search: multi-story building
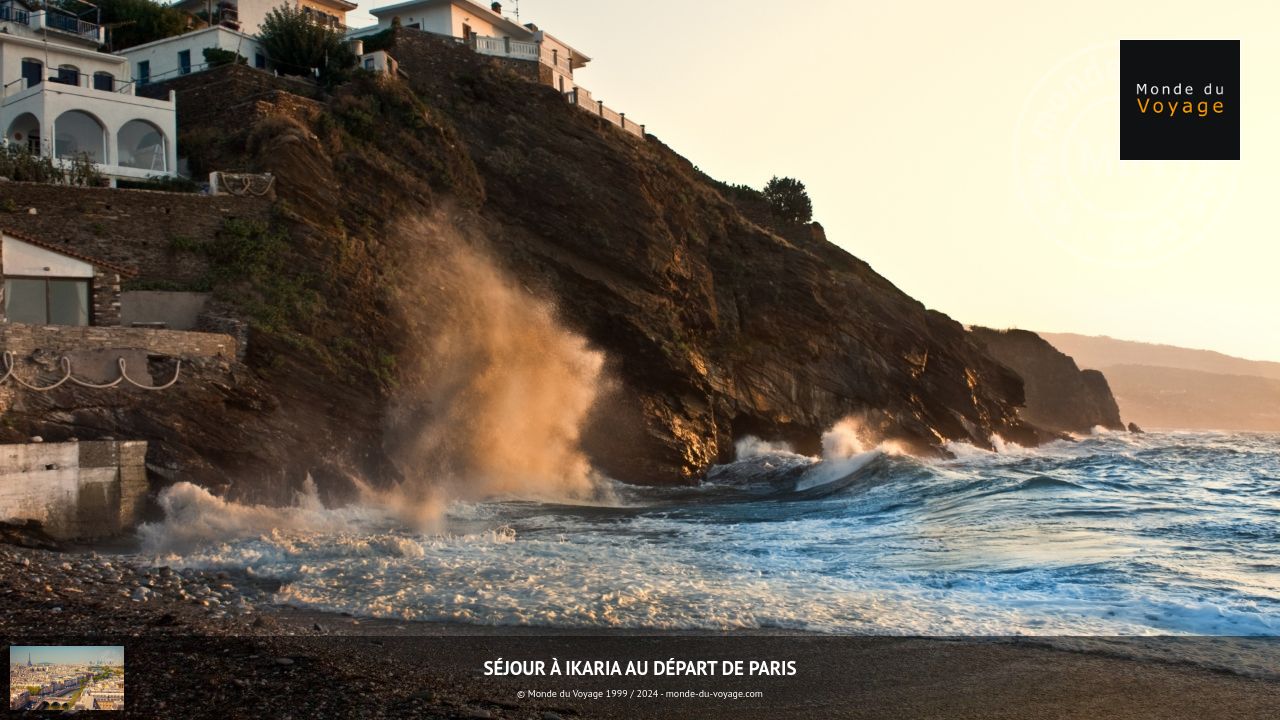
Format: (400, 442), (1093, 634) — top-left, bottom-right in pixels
(0, 0), (178, 182)
(169, 0), (357, 35)
(361, 0), (590, 95)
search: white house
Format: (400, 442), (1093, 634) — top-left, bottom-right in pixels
(363, 0), (590, 94)
(0, 0), (179, 181)
(169, 0), (358, 35)
(116, 0), (359, 84)
(119, 25), (268, 85)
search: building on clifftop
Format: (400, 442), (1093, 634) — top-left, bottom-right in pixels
(0, 0), (178, 182)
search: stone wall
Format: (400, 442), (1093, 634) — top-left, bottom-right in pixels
(0, 440), (148, 539)
(91, 268), (123, 327)
(0, 323), (237, 361)
(0, 182), (270, 284)
(138, 63), (321, 127)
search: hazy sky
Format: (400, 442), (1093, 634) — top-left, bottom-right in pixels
(356, 1), (1277, 362)
(9, 646), (123, 665)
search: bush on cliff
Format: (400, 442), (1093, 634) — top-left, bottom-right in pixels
(259, 6), (356, 84)
(97, 0), (189, 52)
(762, 175), (814, 224)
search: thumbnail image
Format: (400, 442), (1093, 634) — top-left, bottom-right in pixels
(8, 646), (124, 712)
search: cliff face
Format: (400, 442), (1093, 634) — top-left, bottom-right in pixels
(969, 328), (1124, 435)
(1, 33), (1059, 498)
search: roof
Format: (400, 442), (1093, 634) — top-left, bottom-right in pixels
(371, 0), (533, 39)
(1, 228), (139, 278)
(115, 24), (258, 55)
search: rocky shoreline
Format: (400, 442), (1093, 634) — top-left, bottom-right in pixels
(0, 544), (567, 719)
(4, 543), (1279, 719)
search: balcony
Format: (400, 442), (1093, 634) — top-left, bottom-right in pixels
(0, 3), (31, 25)
(42, 8), (99, 40)
(471, 35), (575, 76)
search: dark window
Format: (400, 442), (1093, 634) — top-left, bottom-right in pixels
(93, 72), (114, 91)
(4, 278), (90, 326)
(20, 59), (42, 88)
(178, 50), (191, 75)
(137, 60), (150, 85)
(54, 65), (79, 86)
(254, 53), (266, 69)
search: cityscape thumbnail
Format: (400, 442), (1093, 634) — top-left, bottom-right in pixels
(8, 646), (124, 712)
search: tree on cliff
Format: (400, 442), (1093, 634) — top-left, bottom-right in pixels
(259, 6), (356, 84)
(762, 176), (814, 224)
(96, 0), (189, 52)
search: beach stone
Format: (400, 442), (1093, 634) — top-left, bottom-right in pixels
(275, 657), (295, 666)
(459, 709), (493, 719)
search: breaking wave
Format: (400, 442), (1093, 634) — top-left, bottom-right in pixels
(138, 430), (1280, 647)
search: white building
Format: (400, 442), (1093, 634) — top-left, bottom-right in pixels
(0, 0), (178, 181)
(116, 0), (358, 84)
(362, 0), (590, 94)
(169, 0), (358, 35)
(120, 25), (267, 85)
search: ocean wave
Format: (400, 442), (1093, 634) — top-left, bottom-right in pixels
(137, 431), (1280, 657)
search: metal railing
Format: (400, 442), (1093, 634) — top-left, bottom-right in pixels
(0, 4), (31, 25)
(43, 9), (98, 39)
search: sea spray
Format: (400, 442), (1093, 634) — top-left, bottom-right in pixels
(142, 215), (611, 549)
(138, 477), (389, 555)
(383, 217), (608, 523)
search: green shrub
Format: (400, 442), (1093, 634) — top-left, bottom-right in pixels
(97, 0), (189, 52)
(0, 144), (103, 186)
(259, 6), (356, 85)
(203, 47), (247, 68)
(762, 176), (813, 224)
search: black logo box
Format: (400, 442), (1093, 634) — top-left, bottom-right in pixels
(1120, 40), (1239, 160)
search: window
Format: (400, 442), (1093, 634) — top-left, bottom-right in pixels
(137, 60), (150, 85)
(93, 72), (114, 91)
(54, 65), (79, 86)
(178, 50), (191, 75)
(254, 53), (266, 69)
(20, 59), (42, 88)
(4, 278), (90, 326)
(364, 57), (375, 70)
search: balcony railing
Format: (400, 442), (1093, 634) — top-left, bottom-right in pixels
(0, 4), (31, 25)
(43, 9), (98, 39)
(472, 35), (541, 62)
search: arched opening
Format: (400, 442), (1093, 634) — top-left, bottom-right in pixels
(54, 110), (106, 163)
(6, 113), (41, 154)
(93, 71), (115, 91)
(116, 119), (166, 171)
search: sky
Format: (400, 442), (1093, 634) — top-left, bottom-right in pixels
(9, 646), (124, 665)
(353, 0), (1278, 362)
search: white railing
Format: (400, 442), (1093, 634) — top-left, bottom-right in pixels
(568, 88), (644, 139)
(540, 47), (572, 75)
(473, 35), (541, 62)
(466, 33), (648, 140)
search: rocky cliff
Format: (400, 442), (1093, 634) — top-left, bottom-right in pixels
(969, 327), (1124, 435)
(2, 32), (1065, 501)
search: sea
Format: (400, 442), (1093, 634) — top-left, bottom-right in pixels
(139, 431), (1279, 641)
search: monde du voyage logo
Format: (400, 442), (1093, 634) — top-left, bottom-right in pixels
(1120, 40), (1240, 160)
